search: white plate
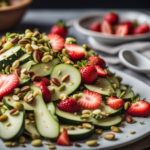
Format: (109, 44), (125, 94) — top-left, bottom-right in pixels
(1, 67), (150, 150)
(74, 11), (150, 45)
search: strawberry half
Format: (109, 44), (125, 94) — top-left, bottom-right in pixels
(42, 77), (51, 86)
(115, 24), (129, 36)
(77, 90), (102, 109)
(0, 74), (19, 99)
(107, 96), (124, 109)
(101, 20), (113, 34)
(126, 100), (150, 117)
(56, 130), (71, 146)
(65, 44), (85, 60)
(39, 82), (51, 103)
(90, 22), (100, 32)
(95, 65), (107, 77)
(58, 97), (81, 113)
(47, 33), (64, 51)
(88, 56), (106, 69)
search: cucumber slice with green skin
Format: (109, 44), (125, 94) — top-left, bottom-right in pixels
(50, 64), (81, 101)
(47, 102), (55, 115)
(122, 89), (134, 101)
(19, 53), (33, 65)
(60, 124), (94, 140)
(3, 85), (59, 141)
(25, 123), (40, 135)
(93, 115), (122, 130)
(120, 84), (128, 91)
(0, 110), (25, 141)
(30, 58), (60, 77)
(84, 77), (114, 96)
(55, 100), (121, 126)
(115, 88), (121, 98)
(20, 60), (35, 71)
(107, 76), (120, 87)
(19, 77), (30, 87)
(0, 45), (23, 69)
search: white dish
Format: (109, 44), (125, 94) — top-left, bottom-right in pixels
(1, 67), (150, 150)
(74, 11), (150, 45)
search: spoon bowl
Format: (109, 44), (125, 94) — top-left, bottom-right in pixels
(119, 49), (150, 73)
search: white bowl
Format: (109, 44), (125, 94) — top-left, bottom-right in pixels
(74, 11), (150, 45)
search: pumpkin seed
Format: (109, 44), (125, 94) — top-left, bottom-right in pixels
(111, 126), (122, 133)
(65, 37), (77, 44)
(26, 44), (33, 55)
(92, 109), (101, 115)
(41, 55), (53, 63)
(86, 140), (97, 146)
(5, 65), (10, 73)
(130, 131), (136, 134)
(25, 29), (31, 34)
(58, 85), (66, 91)
(82, 123), (92, 129)
(4, 42), (13, 49)
(59, 94), (68, 100)
(12, 95), (19, 101)
(31, 139), (42, 146)
(48, 144), (56, 149)
(12, 60), (20, 69)
(62, 48), (69, 56)
(82, 110), (91, 115)
(31, 45), (39, 50)
(18, 136), (26, 144)
(13, 102), (24, 110)
(103, 133), (115, 140)
(13, 88), (20, 95)
(30, 133), (40, 140)
(72, 94), (78, 100)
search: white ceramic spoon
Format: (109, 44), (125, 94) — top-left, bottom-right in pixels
(119, 49), (150, 73)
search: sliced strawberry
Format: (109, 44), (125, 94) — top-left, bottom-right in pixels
(58, 97), (81, 113)
(101, 20), (113, 34)
(115, 24), (129, 36)
(39, 82), (51, 103)
(123, 21), (133, 33)
(42, 77), (51, 86)
(47, 33), (64, 51)
(90, 22), (100, 32)
(126, 100), (150, 117)
(33, 81), (43, 87)
(56, 130), (71, 146)
(107, 96), (124, 109)
(95, 65), (107, 77)
(132, 24), (150, 34)
(65, 44), (85, 60)
(0, 74), (19, 99)
(88, 56), (106, 69)
(77, 90), (102, 109)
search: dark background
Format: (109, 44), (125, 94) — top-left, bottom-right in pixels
(30, 0), (150, 9)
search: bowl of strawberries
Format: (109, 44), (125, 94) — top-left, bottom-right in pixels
(74, 11), (150, 44)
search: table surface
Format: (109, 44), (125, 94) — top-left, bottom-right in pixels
(1, 9), (150, 150)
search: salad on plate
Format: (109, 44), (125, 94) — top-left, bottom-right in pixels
(0, 29), (149, 148)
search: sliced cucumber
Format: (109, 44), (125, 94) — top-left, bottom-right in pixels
(55, 100), (121, 125)
(120, 84), (128, 91)
(93, 115), (122, 129)
(47, 102), (55, 115)
(3, 85), (59, 141)
(20, 60), (35, 71)
(25, 123), (39, 135)
(19, 77), (30, 87)
(84, 77), (114, 96)
(60, 124), (94, 140)
(0, 110), (24, 141)
(19, 53), (33, 65)
(107, 75), (120, 87)
(0, 45), (23, 69)
(122, 89), (134, 101)
(50, 64), (81, 101)
(30, 58), (60, 77)
(115, 88), (121, 98)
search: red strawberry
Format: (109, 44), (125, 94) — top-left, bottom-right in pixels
(115, 24), (129, 36)
(39, 82), (51, 103)
(126, 100), (150, 117)
(37, 50), (43, 60)
(79, 64), (97, 84)
(33, 81), (42, 87)
(2, 36), (6, 43)
(132, 24), (150, 34)
(104, 10), (119, 25)
(90, 22), (100, 32)
(95, 65), (107, 77)
(88, 56), (106, 69)
(47, 33), (64, 51)
(42, 78), (50, 86)
(0, 74), (19, 99)
(65, 44), (85, 60)
(107, 96), (124, 109)
(123, 21), (133, 33)
(77, 90), (102, 109)
(56, 130), (71, 146)
(58, 97), (81, 113)
(50, 20), (69, 38)
(101, 20), (113, 34)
